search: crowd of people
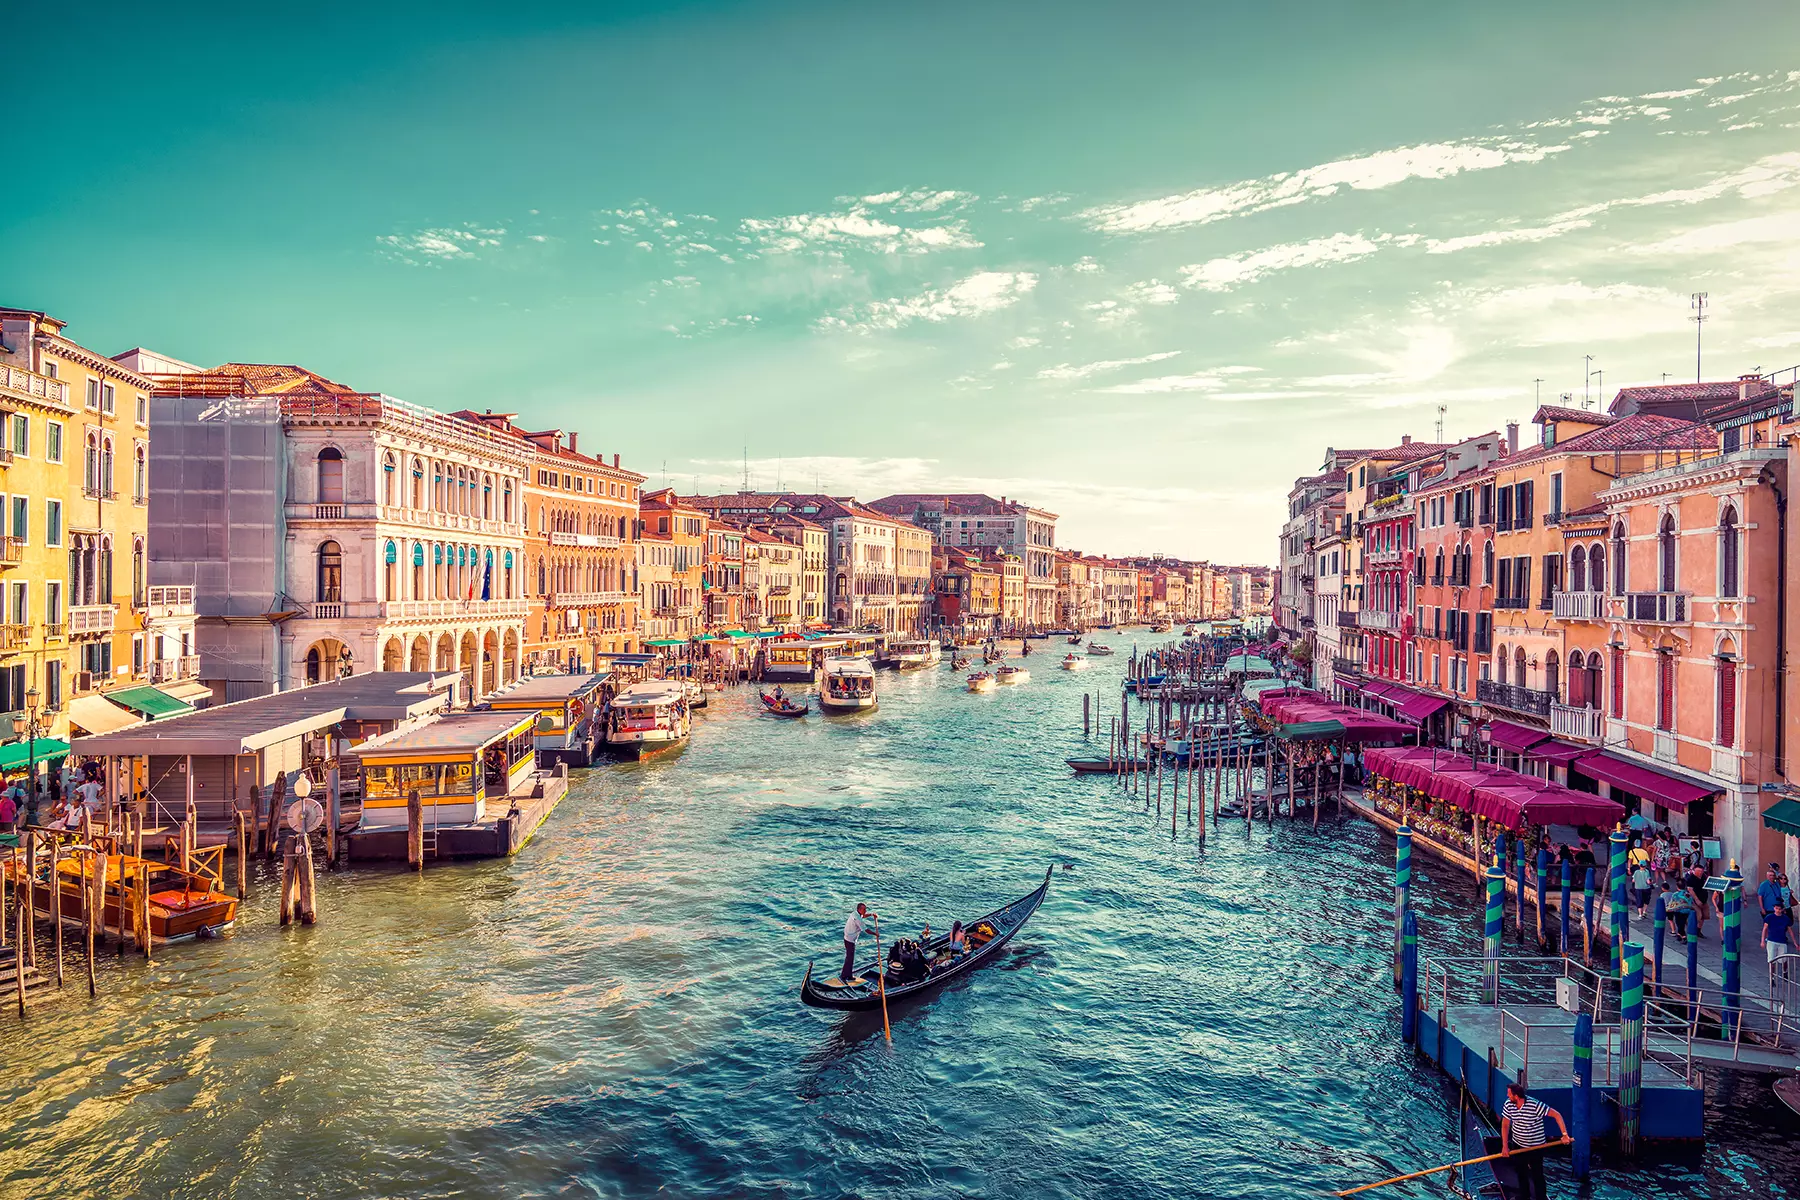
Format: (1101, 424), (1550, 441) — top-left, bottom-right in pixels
(0, 760), (111, 837)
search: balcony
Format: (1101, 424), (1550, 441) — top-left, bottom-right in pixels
(149, 655), (201, 683)
(1357, 609), (1398, 631)
(0, 536), (21, 568)
(1549, 702), (1604, 742)
(0, 364), (72, 408)
(314, 503), (346, 521)
(146, 585), (196, 619)
(81, 486), (119, 502)
(1618, 591), (1689, 624)
(1332, 656), (1362, 678)
(1336, 610), (1359, 629)
(1492, 595), (1528, 611)
(0, 623), (28, 650)
(1367, 545), (1403, 564)
(1476, 679), (1553, 717)
(0, 447), (11, 466)
(312, 602), (343, 619)
(69, 604), (117, 637)
(378, 598), (531, 621)
(548, 531), (623, 548)
(550, 590), (632, 607)
(1552, 591), (1604, 622)
(654, 604), (696, 618)
(42, 622), (65, 640)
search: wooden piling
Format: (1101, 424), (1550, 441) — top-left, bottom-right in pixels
(139, 862), (153, 962)
(326, 765), (341, 865)
(407, 788), (424, 871)
(84, 849), (98, 998)
(235, 810), (248, 900)
(23, 833), (36, 969)
(50, 837), (64, 987)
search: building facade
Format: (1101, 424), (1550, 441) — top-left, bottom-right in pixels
(639, 489), (705, 641)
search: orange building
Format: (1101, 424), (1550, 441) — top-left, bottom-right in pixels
(640, 488), (706, 642)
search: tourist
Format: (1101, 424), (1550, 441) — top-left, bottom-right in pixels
(1763, 903), (1794, 965)
(1684, 862), (1711, 940)
(0, 785), (15, 834)
(947, 920), (967, 955)
(4, 776), (26, 827)
(1758, 863), (1784, 920)
(1499, 1080), (1569, 1200)
(1662, 882), (1692, 940)
(1628, 838), (1650, 872)
(76, 773), (104, 819)
(1631, 860), (1653, 919)
(841, 902), (877, 983)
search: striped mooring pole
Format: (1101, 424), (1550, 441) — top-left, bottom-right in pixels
(1559, 860), (1573, 956)
(1394, 825), (1413, 990)
(1609, 830), (1630, 979)
(1400, 908), (1419, 1043)
(1514, 846), (1528, 944)
(1582, 867), (1596, 963)
(1484, 865), (1505, 1005)
(1723, 863), (1743, 1038)
(1534, 846), (1548, 947)
(1652, 893), (1667, 990)
(1619, 941), (1645, 1157)
(1570, 1010), (1593, 1180)
(1686, 918), (1701, 1030)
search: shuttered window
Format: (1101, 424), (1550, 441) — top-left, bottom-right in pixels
(1656, 652), (1675, 732)
(1717, 658), (1736, 747)
(1611, 648), (1625, 718)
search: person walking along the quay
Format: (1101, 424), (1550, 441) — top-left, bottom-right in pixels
(1500, 1081), (1569, 1200)
(1763, 903), (1794, 966)
(840, 902), (877, 984)
(1759, 862), (1785, 920)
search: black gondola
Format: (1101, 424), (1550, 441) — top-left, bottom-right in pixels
(759, 690), (810, 718)
(799, 867), (1050, 1011)
(1066, 757), (1150, 773)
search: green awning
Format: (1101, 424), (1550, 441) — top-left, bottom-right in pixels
(1764, 797), (1800, 839)
(645, 638), (687, 647)
(1280, 719), (1345, 741)
(755, 630), (783, 638)
(1226, 655), (1276, 675)
(0, 738), (71, 771)
(724, 630), (753, 639)
(1243, 678), (1303, 700)
(106, 685), (196, 719)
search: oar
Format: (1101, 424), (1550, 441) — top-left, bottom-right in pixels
(874, 916), (891, 1043)
(1333, 1139), (1572, 1197)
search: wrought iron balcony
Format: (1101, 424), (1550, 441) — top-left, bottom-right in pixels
(1617, 591), (1689, 624)
(1332, 656), (1362, 678)
(1477, 679), (1553, 717)
(1549, 702), (1604, 742)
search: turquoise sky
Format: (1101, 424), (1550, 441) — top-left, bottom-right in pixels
(9, 2), (1800, 562)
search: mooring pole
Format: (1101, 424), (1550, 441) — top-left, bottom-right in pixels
(1394, 825), (1413, 990)
(1559, 860), (1572, 957)
(1619, 941), (1645, 1157)
(1483, 866), (1504, 1005)
(1570, 1011), (1593, 1180)
(1608, 829), (1629, 979)
(1652, 893), (1667, 992)
(1723, 865), (1742, 1038)
(1400, 908), (1419, 1044)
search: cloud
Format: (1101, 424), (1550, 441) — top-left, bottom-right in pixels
(1126, 280), (1180, 305)
(375, 225), (506, 263)
(1036, 351), (1181, 380)
(1454, 282), (1689, 347)
(1749, 331), (1800, 349)
(820, 270), (1039, 332)
(1633, 212), (1800, 255)
(1083, 139), (1567, 234)
(1425, 217), (1593, 254)
(1180, 232), (1398, 292)
(741, 209), (981, 255)
(1096, 365), (1261, 394)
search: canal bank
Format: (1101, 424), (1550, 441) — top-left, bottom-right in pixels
(1, 650), (1794, 1199)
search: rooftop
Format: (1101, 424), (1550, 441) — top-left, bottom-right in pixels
(485, 673), (610, 704)
(358, 710), (533, 756)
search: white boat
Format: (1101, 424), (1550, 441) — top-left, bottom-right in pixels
(996, 665), (1030, 685)
(604, 680), (691, 757)
(1059, 653), (1088, 672)
(889, 639), (942, 670)
(819, 657), (878, 712)
(967, 671), (997, 693)
(1087, 643), (1115, 656)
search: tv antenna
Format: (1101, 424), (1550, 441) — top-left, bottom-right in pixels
(742, 446), (750, 491)
(1582, 355), (1595, 408)
(1585, 360), (1603, 411)
(1690, 292), (1708, 382)
(1533, 378), (1544, 406)
(1434, 404), (1446, 442)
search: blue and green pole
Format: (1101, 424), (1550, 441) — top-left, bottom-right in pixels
(1401, 908), (1419, 1044)
(1534, 845), (1548, 947)
(1582, 866), (1596, 963)
(1570, 1011), (1592, 1180)
(1723, 864), (1743, 1038)
(1652, 892), (1667, 992)
(1686, 916), (1701, 1030)
(1394, 825), (1413, 990)
(1515, 844), (1528, 945)
(1484, 865), (1505, 1004)
(1559, 860), (1573, 956)
(1619, 941), (1645, 1157)
(1609, 830), (1630, 978)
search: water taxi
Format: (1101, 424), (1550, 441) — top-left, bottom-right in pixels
(603, 680), (692, 756)
(966, 671), (997, 693)
(996, 664), (1030, 685)
(888, 639), (942, 670)
(819, 657), (878, 713)
(1087, 643), (1115, 656)
(1059, 653), (1088, 672)
(482, 672), (609, 767)
(2, 846), (238, 943)
(1150, 621), (1172, 633)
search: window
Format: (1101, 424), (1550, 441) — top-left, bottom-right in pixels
(317, 448), (345, 504)
(45, 499), (61, 547)
(1569, 548), (1586, 592)
(1482, 540), (1494, 585)
(134, 445), (147, 502)
(44, 661), (61, 712)
(136, 394), (148, 425)
(1716, 655), (1737, 747)
(132, 538), (145, 607)
(9, 497), (23, 545)
(1515, 480), (1534, 528)
(1515, 646), (1528, 689)
(85, 378), (101, 410)
(102, 437), (114, 495)
(46, 581), (62, 625)
(1541, 553), (1560, 605)
(9, 415), (25, 457)
(46, 422), (63, 464)
(317, 540), (344, 602)
(1611, 524), (1627, 594)
(1718, 506), (1739, 599)
(1656, 650), (1675, 732)
(1549, 473), (1563, 520)
(1658, 514), (1677, 593)
(101, 382), (116, 414)
(1588, 544), (1605, 594)
(383, 453), (397, 506)
(1610, 646), (1625, 717)
(83, 431), (99, 492)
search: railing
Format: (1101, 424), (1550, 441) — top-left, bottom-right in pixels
(0, 364), (71, 407)
(379, 598), (530, 620)
(1367, 546), (1403, 564)
(312, 602), (343, 619)
(1492, 594), (1528, 610)
(1552, 590), (1605, 621)
(1332, 656), (1362, 678)
(42, 622), (65, 640)
(1336, 610), (1359, 629)
(654, 604), (695, 617)
(146, 585), (195, 618)
(549, 590), (631, 607)
(133, 493), (148, 507)
(149, 655), (201, 683)
(1550, 702), (1604, 742)
(0, 447), (12, 466)
(1473, 627), (1492, 654)
(548, 532), (623, 548)
(1357, 609), (1397, 630)
(1618, 591), (1689, 624)
(69, 604), (116, 636)
(81, 486), (119, 502)
(0, 623), (28, 649)
(0, 536), (21, 566)
(1476, 679), (1553, 716)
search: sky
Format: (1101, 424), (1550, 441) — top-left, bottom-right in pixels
(7, 2), (1800, 564)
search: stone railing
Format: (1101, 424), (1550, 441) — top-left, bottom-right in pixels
(1549, 703), (1603, 742)
(1551, 591), (1605, 622)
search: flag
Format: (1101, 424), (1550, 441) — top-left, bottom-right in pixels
(481, 550), (492, 601)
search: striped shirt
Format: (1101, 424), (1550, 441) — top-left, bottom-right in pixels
(1502, 1095), (1550, 1148)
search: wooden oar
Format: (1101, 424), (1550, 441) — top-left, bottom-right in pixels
(874, 917), (891, 1043)
(1334, 1139), (1571, 1196)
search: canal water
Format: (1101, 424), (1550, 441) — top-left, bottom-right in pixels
(4, 645), (1795, 1199)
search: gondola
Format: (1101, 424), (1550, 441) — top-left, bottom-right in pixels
(1066, 757), (1150, 773)
(759, 690), (810, 718)
(1453, 1095), (1520, 1199)
(799, 867), (1051, 1011)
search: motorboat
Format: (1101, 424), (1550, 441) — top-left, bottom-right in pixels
(604, 680), (692, 757)
(2, 847), (239, 943)
(1086, 643), (1115, 657)
(996, 665), (1029, 685)
(967, 671), (997, 693)
(819, 657), (878, 713)
(889, 639), (941, 670)
(1059, 653), (1087, 672)
(1150, 621), (1171, 633)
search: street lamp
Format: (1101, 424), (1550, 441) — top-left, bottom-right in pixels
(11, 685), (42, 805)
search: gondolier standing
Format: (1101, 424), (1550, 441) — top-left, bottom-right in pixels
(1500, 1080), (1569, 1200)
(841, 902), (877, 984)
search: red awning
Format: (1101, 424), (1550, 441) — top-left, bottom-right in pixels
(1363, 745), (1626, 830)
(1336, 678), (1364, 692)
(1488, 720), (1551, 755)
(1525, 739), (1591, 764)
(1361, 682), (1399, 702)
(1572, 752), (1719, 811)
(1393, 689), (1451, 723)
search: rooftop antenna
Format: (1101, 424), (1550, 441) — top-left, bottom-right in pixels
(661, 459), (668, 489)
(1582, 355), (1595, 408)
(1533, 378), (1544, 406)
(1690, 292), (1708, 382)
(1434, 404), (1446, 442)
(1661, 372), (1672, 383)
(742, 446), (749, 492)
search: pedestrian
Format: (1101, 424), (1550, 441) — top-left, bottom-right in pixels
(1763, 903), (1794, 967)
(0, 784), (15, 834)
(1631, 860), (1653, 919)
(1662, 882), (1691, 940)
(1500, 1080), (1569, 1200)
(1684, 862), (1711, 940)
(840, 902), (877, 985)
(1759, 862), (1785, 920)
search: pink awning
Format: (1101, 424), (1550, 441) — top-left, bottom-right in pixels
(1364, 745), (1626, 830)
(1393, 689), (1451, 723)
(1572, 752), (1718, 811)
(1525, 739), (1591, 764)
(1488, 720), (1550, 754)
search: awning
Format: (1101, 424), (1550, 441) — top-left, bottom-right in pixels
(160, 680), (213, 703)
(1361, 682), (1399, 702)
(0, 738), (71, 771)
(1764, 798), (1800, 839)
(594, 652), (659, 665)
(105, 685), (195, 720)
(1571, 751), (1719, 810)
(1489, 720), (1551, 755)
(1363, 745), (1625, 831)
(1525, 738), (1591, 764)
(1335, 678), (1364, 692)
(1393, 690), (1451, 723)
(644, 638), (687, 647)
(1280, 719), (1346, 741)
(68, 695), (142, 735)
(724, 630), (754, 639)
(1243, 678), (1305, 700)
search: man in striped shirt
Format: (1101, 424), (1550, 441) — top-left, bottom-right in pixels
(1500, 1080), (1569, 1200)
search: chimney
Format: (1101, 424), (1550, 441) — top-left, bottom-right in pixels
(567, 431), (578, 453)
(1401, 434), (1411, 445)
(1505, 422), (1519, 453)
(614, 453), (621, 467)
(1741, 373), (1761, 400)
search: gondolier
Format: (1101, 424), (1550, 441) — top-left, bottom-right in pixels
(841, 903), (877, 984)
(1500, 1080), (1569, 1200)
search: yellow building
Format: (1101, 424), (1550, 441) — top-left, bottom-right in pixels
(0, 308), (162, 761)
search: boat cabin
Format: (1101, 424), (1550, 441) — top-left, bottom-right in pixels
(763, 637), (846, 682)
(822, 657), (876, 700)
(357, 711), (538, 828)
(484, 672), (610, 766)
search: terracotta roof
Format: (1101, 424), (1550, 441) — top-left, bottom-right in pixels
(1532, 404), (1616, 427)
(1359, 441), (1453, 463)
(1499, 413), (1713, 467)
(148, 362), (364, 397)
(1610, 380), (1775, 421)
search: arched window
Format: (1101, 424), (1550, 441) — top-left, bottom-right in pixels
(1568, 650), (1586, 707)
(412, 541), (426, 598)
(1718, 506), (1739, 599)
(1515, 646), (1528, 688)
(317, 447), (345, 505)
(318, 540), (343, 602)
(433, 463), (444, 510)
(101, 437), (114, 495)
(411, 457), (425, 509)
(1656, 648), (1676, 731)
(1611, 523), (1627, 594)
(502, 480), (514, 524)
(1496, 645), (1509, 686)
(85, 432), (100, 494)
(536, 557), (546, 596)
(1587, 544), (1605, 594)
(134, 444), (147, 502)
(382, 452), (397, 506)
(305, 646), (323, 685)
(1545, 650), (1560, 701)
(1658, 513), (1677, 593)
(1717, 651), (1737, 746)
(1434, 547), (1444, 582)
(131, 537), (145, 607)
(1569, 548), (1585, 593)
(482, 474), (493, 519)
(1482, 540), (1494, 586)
(383, 540), (398, 600)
